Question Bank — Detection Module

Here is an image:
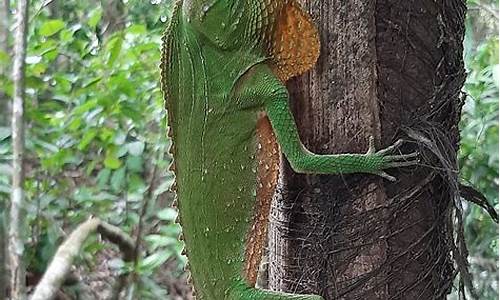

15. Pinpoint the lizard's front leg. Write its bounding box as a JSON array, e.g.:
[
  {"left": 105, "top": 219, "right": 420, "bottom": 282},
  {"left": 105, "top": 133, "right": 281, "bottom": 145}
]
[{"left": 265, "top": 87, "right": 417, "bottom": 181}]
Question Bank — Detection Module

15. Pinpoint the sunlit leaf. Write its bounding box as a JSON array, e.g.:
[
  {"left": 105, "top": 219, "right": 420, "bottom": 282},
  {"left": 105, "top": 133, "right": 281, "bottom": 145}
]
[
  {"left": 107, "top": 36, "right": 123, "bottom": 67},
  {"left": 88, "top": 7, "right": 103, "bottom": 28},
  {"left": 127, "top": 141, "right": 145, "bottom": 156},
  {"left": 140, "top": 251, "right": 172, "bottom": 271},
  {"left": 157, "top": 208, "right": 177, "bottom": 221},
  {"left": 39, "top": 19, "right": 66, "bottom": 37},
  {"left": 0, "top": 127, "right": 10, "bottom": 141},
  {"left": 104, "top": 153, "right": 122, "bottom": 170}
]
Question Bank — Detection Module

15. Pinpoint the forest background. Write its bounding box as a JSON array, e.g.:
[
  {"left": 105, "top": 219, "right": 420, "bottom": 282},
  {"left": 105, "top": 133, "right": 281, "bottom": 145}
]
[{"left": 0, "top": 0, "right": 497, "bottom": 299}]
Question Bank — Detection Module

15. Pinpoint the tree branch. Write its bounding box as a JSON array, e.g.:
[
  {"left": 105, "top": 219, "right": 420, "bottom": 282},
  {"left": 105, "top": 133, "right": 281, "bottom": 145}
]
[
  {"left": 112, "top": 163, "right": 158, "bottom": 300},
  {"left": 30, "top": 218, "right": 135, "bottom": 300}
]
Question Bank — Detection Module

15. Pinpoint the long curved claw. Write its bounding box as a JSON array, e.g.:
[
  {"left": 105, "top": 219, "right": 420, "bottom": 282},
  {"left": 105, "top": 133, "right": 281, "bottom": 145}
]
[
  {"left": 374, "top": 171, "right": 396, "bottom": 182},
  {"left": 366, "top": 138, "right": 419, "bottom": 181},
  {"left": 376, "top": 139, "right": 404, "bottom": 156},
  {"left": 384, "top": 151, "right": 419, "bottom": 161},
  {"left": 366, "top": 135, "right": 377, "bottom": 154},
  {"left": 384, "top": 159, "right": 420, "bottom": 168}
]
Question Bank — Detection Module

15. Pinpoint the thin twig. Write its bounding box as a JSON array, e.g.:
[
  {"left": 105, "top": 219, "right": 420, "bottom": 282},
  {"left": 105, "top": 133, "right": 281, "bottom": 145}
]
[
  {"left": 470, "top": 1, "right": 499, "bottom": 21},
  {"left": 113, "top": 160, "right": 158, "bottom": 300}
]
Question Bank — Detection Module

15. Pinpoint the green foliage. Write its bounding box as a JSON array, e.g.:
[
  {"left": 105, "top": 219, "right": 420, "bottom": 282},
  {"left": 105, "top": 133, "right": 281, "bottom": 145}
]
[{"left": 459, "top": 0, "right": 499, "bottom": 298}]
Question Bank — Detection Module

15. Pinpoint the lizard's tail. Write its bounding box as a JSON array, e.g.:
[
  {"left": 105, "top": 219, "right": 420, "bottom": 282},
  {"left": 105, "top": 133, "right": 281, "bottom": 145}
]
[{"left": 229, "top": 280, "right": 324, "bottom": 300}]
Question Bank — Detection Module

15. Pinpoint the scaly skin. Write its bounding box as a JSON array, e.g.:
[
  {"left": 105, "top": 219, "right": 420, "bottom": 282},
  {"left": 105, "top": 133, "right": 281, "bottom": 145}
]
[{"left": 160, "top": 1, "right": 417, "bottom": 299}]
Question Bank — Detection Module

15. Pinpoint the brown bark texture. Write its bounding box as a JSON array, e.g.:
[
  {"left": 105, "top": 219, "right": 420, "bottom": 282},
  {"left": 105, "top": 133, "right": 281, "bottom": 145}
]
[{"left": 268, "top": 1, "right": 468, "bottom": 300}]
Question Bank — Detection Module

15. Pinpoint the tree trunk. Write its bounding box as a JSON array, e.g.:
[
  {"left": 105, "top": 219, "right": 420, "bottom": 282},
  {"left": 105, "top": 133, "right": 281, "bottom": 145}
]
[
  {"left": 9, "top": 0, "right": 29, "bottom": 299},
  {"left": 268, "top": 1, "right": 467, "bottom": 299}
]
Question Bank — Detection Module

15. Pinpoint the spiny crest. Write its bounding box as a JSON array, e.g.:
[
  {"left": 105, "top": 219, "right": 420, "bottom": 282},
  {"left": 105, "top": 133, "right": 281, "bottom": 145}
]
[
  {"left": 184, "top": 266, "right": 196, "bottom": 299},
  {"left": 160, "top": 0, "right": 183, "bottom": 102},
  {"left": 161, "top": 1, "right": 195, "bottom": 298}
]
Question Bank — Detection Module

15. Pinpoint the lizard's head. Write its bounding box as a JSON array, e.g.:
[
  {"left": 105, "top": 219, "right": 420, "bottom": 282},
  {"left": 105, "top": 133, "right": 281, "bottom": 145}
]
[{"left": 182, "top": 0, "right": 248, "bottom": 49}]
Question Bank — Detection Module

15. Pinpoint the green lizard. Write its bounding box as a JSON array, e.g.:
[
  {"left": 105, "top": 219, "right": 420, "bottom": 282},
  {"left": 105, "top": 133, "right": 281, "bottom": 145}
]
[{"left": 160, "top": 0, "right": 418, "bottom": 299}]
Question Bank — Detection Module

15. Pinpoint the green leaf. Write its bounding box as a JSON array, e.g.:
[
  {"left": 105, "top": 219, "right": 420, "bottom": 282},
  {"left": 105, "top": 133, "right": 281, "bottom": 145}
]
[
  {"left": 82, "top": 77, "right": 102, "bottom": 88},
  {"left": 117, "top": 146, "right": 128, "bottom": 158},
  {"left": 127, "top": 141, "right": 145, "bottom": 156},
  {"left": 59, "top": 29, "right": 75, "bottom": 43},
  {"left": 39, "top": 20, "right": 66, "bottom": 37},
  {"left": 157, "top": 208, "right": 177, "bottom": 222},
  {"left": 111, "top": 168, "right": 126, "bottom": 192},
  {"left": 104, "top": 153, "right": 122, "bottom": 170},
  {"left": 126, "top": 24, "right": 146, "bottom": 35},
  {"left": 0, "top": 127, "right": 10, "bottom": 141},
  {"left": 153, "top": 180, "right": 172, "bottom": 199},
  {"left": 145, "top": 234, "right": 179, "bottom": 251},
  {"left": 78, "top": 129, "right": 97, "bottom": 150},
  {"left": 140, "top": 251, "right": 171, "bottom": 271},
  {"left": 126, "top": 156, "right": 143, "bottom": 173},
  {"left": 88, "top": 7, "right": 103, "bottom": 28},
  {"left": 73, "top": 99, "right": 98, "bottom": 115},
  {"left": 96, "top": 168, "right": 111, "bottom": 188},
  {"left": 0, "top": 182, "right": 11, "bottom": 194},
  {"left": 26, "top": 56, "right": 42, "bottom": 64},
  {"left": 107, "top": 36, "right": 123, "bottom": 67},
  {"left": 128, "top": 174, "right": 146, "bottom": 193},
  {"left": 0, "top": 50, "right": 8, "bottom": 64},
  {"left": 113, "top": 131, "right": 127, "bottom": 145}
]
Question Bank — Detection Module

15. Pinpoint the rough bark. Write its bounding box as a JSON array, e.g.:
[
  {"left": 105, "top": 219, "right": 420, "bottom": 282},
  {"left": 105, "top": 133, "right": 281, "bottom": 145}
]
[
  {"left": 9, "top": 0, "right": 29, "bottom": 299},
  {"left": 376, "top": 1, "right": 467, "bottom": 298},
  {"left": 268, "top": 1, "right": 466, "bottom": 299}
]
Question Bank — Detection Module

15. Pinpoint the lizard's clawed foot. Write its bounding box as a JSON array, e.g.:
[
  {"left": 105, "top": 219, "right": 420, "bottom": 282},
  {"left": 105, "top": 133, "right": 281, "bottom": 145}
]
[{"left": 366, "top": 136, "right": 419, "bottom": 182}]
